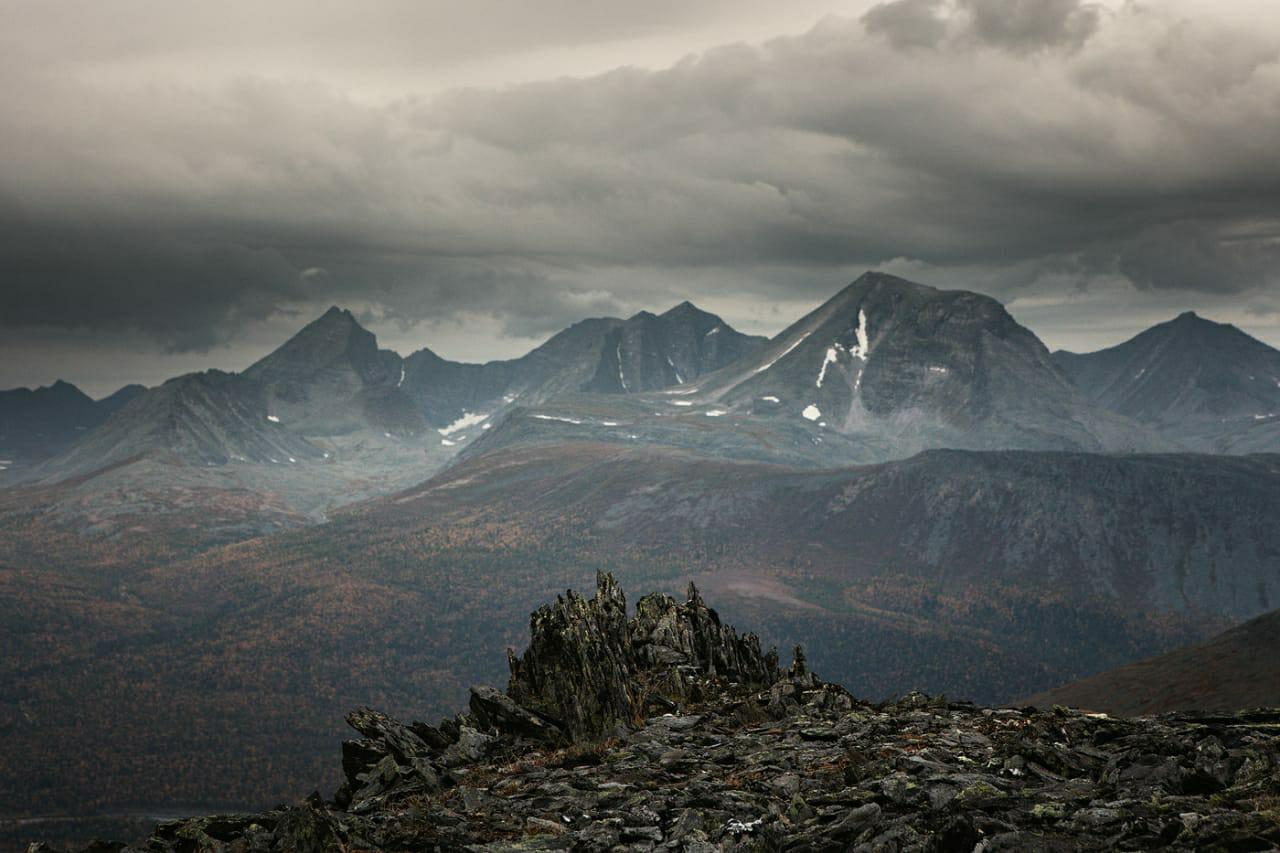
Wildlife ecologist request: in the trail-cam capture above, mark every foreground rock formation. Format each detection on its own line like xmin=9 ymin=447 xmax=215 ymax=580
xmin=35 ymin=574 xmax=1280 ymax=852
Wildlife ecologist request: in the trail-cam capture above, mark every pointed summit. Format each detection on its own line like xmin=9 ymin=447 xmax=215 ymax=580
xmin=244 ymin=307 xmax=384 ymax=385
xmin=1055 ymin=310 xmax=1280 ymax=451
xmin=241 ymin=307 xmax=415 ymax=435
xmin=316 ymin=305 xmax=358 ymax=325
xmin=661 ymin=300 xmax=711 ymax=321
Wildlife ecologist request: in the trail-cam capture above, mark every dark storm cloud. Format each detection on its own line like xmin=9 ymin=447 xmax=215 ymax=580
xmin=3 ymin=0 xmax=1280 ymax=364
xmin=0 ymin=219 xmax=304 ymax=351
xmin=863 ymin=0 xmax=951 ymax=49
xmin=862 ymin=0 xmax=1101 ymax=52
xmin=961 ymin=0 xmax=1102 ymax=51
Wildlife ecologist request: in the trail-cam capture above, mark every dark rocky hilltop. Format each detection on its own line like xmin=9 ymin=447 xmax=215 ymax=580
xmin=34 ymin=574 xmax=1280 ymax=852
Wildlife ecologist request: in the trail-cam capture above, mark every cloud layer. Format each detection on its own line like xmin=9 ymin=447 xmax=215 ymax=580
xmin=3 ymin=0 xmax=1280 ymax=383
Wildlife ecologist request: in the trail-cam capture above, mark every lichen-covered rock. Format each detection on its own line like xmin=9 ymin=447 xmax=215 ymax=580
xmin=35 ymin=575 xmax=1280 ymax=853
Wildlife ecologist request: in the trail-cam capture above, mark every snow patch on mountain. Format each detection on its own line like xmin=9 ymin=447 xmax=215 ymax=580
xmin=533 ymin=414 xmax=584 ymax=425
xmin=850 ymin=310 xmax=870 ymax=360
xmin=753 ymin=330 xmax=813 ymax=376
xmin=666 ymin=356 xmax=684 ymax=384
xmin=439 ymin=411 xmax=488 ymax=436
xmin=817 ymin=345 xmax=843 ymax=388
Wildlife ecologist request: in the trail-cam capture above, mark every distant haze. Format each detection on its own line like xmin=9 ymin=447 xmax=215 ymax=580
xmin=4 ymin=0 xmax=1280 ymax=396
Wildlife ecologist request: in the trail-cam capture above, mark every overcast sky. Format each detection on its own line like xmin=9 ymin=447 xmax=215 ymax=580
xmin=4 ymin=0 xmax=1280 ymax=396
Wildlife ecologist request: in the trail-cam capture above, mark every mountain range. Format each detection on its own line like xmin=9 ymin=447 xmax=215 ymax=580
xmin=464 ymin=273 xmax=1177 ymax=468
xmin=5 ymin=272 xmax=1280 ymax=833
xmin=13 ymin=273 xmax=1280 ymax=512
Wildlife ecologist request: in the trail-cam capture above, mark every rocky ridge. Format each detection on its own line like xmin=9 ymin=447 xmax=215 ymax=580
xmin=32 ymin=574 xmax=1280 ymax=852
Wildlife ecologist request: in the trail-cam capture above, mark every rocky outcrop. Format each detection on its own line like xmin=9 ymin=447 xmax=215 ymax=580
xmin=32 ymin=574 xmax=1280 ymax=852
xmin=328 ymin=573 xmax=782 ymax=816
xmin=506 ymin=573 xmax=780 ymax=740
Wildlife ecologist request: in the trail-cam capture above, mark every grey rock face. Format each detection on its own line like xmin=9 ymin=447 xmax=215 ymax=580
xmin=39 ymin=575 xmax=1280 ymax=853
xmin=582 ymin=302 xmax=766 ymax=394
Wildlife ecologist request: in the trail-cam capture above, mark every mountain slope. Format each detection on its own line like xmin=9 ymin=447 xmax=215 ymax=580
xmin=39 ymin=370 xmax=325 ymax=476
xmin=1055 ymin=311 xmax=1280 ymax=452
xmin=401 ymin=442 xmax=1280 ymax=624
xmin=1027 ymin=608 xmax=1280 ymax=715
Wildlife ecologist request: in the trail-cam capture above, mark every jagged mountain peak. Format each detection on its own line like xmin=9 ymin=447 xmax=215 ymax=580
xmin=237 ymin=307 xmax=413 ymax=435
xmin=244 ymin=307 xmax=380 ymax=378
xmin=320 ymin=304 xmax=353 ymax=320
